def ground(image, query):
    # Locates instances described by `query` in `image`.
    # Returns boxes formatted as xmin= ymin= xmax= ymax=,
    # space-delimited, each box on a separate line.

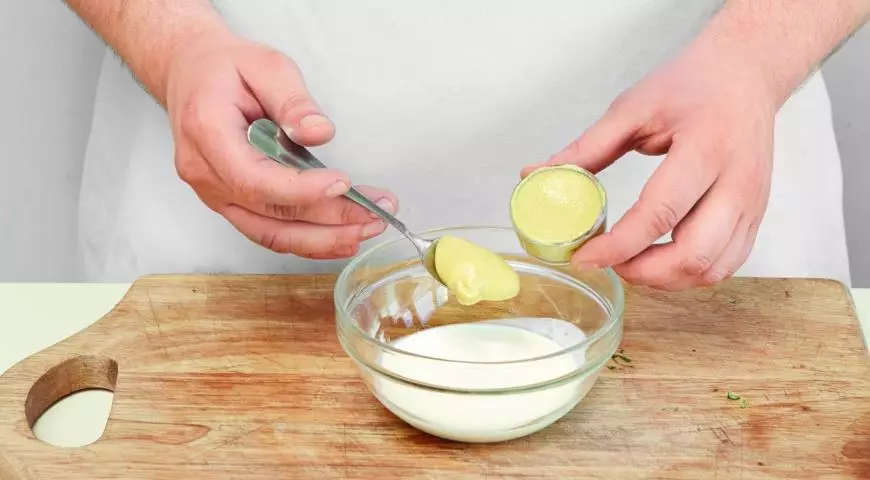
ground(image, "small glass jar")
xmin=509 ymin=165 xmax=608 ymax=265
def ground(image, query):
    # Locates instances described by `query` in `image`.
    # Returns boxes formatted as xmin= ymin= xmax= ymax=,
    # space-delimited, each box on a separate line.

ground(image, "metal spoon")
xmin=246 ymin=118 xmax=444 ymax=285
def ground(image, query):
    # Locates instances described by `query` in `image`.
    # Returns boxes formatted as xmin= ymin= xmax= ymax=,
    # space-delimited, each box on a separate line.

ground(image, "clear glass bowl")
xmin=334 ymin=226 xmax=624 ymax=443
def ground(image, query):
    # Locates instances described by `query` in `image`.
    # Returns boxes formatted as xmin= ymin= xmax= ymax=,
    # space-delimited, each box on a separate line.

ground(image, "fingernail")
xmin=298 ymin=114 xmax=330 ymax=129
xmin=704 ymin=270 xmax=725 ymax=284
xmin=369 ymin=198 xmax=396 ymax=219
xmin=362 ymin=221 xmax=387 ymax=238
xmin=375 ymin=198 xmax=396 ymax=214
xmin=325 ymin=180 xmax=349 ymax=198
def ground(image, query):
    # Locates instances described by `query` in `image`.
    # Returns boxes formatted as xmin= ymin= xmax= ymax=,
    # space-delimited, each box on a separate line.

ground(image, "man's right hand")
xmin=162 ymin=32 xmax=397 ymax=259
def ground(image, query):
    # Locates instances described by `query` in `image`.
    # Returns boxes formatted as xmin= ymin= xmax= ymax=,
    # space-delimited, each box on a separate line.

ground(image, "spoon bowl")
xmin=246 ymin=118 xmax=444 ymax=285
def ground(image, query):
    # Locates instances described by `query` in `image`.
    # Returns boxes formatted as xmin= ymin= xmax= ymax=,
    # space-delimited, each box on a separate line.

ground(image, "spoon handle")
xmin=246 ymin=118 xmax=414 ymax=238
xmin=247 ymin=118 xmax=325 ymax=171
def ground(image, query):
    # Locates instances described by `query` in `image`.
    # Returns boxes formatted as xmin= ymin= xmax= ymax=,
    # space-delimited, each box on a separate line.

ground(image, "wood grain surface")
xmin=0 ymin=274 xmax=868 ymax=480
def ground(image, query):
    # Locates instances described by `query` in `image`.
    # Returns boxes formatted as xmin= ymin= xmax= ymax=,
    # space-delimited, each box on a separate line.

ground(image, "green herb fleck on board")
xmin=607 ymin=365 xmax=616 ymax=370
xmin=726 ymin=392 xmax=741 ymax=400
xmin=740 ymin=399 xmax=749 ymax=409
xmin=729 ymin=299 xmax=741 ymax=305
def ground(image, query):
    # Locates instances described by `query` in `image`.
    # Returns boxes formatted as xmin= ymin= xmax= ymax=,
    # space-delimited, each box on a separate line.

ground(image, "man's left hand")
xmin=522 ymin=42 xmax=777 ymax=291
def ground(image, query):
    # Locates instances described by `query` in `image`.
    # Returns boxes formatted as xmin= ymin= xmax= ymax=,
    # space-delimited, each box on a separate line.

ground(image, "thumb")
xmin=521 ymin=99 xmax=641 ymax=178
xmin=238 ymin=48 xmax=335 ymax=146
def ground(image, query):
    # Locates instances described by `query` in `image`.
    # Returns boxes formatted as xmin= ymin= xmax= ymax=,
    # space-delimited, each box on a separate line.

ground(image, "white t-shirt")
xmin=76 ymin=1 xmax=851 ymax=285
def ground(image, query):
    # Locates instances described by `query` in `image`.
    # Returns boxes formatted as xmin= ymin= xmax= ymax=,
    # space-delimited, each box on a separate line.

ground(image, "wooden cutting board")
xmin=0 ymin=275 xmax=867 ymax=480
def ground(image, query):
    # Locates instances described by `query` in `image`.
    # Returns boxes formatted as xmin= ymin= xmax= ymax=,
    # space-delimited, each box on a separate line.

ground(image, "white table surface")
xmin=1 ymin=283 xmax=868 ymax=448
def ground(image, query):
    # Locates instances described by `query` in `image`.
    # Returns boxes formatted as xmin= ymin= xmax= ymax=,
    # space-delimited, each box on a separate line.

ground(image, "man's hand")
xmin=524 ymin=50 xmax=774 ymax=291
xmin=164 ymin=33 xmax=397 ymax=258
xmin=64 ymin=0 xmax=397 ymax=259
xmin=523 ymin=0 xmax=869 ymax=291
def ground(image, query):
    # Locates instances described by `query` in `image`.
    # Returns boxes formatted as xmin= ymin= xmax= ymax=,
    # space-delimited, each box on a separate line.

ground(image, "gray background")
xmin=1 ymin=3 xmax=867 ymax=285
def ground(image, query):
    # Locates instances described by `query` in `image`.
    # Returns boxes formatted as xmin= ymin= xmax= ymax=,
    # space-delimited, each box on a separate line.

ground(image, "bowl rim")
xmin=333 ymin=225 xmax=625 ymax=366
